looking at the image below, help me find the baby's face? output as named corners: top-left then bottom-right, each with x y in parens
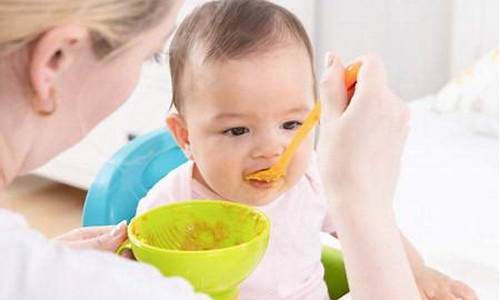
top-left (181, 44), bottom-right (315, 206)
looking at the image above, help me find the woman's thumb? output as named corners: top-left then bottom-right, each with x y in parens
top-left (319, 52), bottom-right (348, 120)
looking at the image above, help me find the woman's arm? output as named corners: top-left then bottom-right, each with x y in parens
top-left (332, 205), bottom-right (419, 299)
top-left (318, 53), bottom-right (419, 300)
top-left (0, 209), bottom-right (211, 300)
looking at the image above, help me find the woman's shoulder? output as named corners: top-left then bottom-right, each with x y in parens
top-left (0, 208), bottom-right (28, 229)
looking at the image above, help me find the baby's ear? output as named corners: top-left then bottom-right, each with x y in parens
top-left (166, 114), bottom-right (192, 159)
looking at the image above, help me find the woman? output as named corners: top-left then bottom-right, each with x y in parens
top-left (0, 0), bottom-right (419, 299)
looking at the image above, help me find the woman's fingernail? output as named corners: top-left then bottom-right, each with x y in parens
top-left (324, 52), bottom-right (331, 67)
top-left (111, 220), bottom-right (127, 237)
top-left (325, 52), bottom-right (335, 67)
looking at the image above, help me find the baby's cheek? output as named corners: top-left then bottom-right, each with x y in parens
top-left (286, 157), bottom-right (308, 185)
top-left (205, 155), bottom-right (239, 183)
top-left (290, 141), bottom-right (314, 178)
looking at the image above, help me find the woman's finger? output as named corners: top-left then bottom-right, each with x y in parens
top-left (65, 227), bottom-right (128, 252)
top-left (356, 53), bottom-right (387, 88)
top-left (319, 52), bottom-right (348, 119)
top-left (434, 288), bottom-right (456, 300)
top-left (55, 221), bottom-right (127, 242)
top-left (450, 280), bottom-right (478, 300)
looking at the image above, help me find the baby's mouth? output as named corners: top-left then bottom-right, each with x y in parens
top-left (245, 166), bottom-right (272, 177)
top-left (248, 179), bottom-right (275, 189)
top-left (245, 170), bottom-right (282, 189)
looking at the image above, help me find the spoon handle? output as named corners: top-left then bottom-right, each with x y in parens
top-left (273, 102), bottom-right (322, 171)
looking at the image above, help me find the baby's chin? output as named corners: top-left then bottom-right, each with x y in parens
top-left (225, 179), bottom-right (289, 207)
top-left (240, 193), bottom-right (279, 206)
top-left (228, 194), bottom-right (278, 207)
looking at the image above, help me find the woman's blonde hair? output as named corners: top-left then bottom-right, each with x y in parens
top-left (0, 0), bottom-right (173, 58)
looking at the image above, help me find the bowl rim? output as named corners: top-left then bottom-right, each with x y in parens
top-left (128, 199), bottom-right (270, 254)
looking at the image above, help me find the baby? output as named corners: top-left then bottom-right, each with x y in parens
top-left (137, 1), bottom-right (476, 299)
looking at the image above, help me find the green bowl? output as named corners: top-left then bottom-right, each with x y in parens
top-left (118, 200), bottom-right (270, 300)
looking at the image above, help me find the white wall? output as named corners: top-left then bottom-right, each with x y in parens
top-left (450, 0), bottom-right (499, 74)
top-left (314, 0), bottom-right (454, 100)
top-left (314, 0), bottom-right (499, 100)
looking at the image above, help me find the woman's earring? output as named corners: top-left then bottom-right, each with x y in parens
top-left (33, 88), bottom-right (58, 116)
top-left (184, 143), bottom-right (194, 160)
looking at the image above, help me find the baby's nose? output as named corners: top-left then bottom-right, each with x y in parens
top-left (251, 132), bottom-right (287, 161)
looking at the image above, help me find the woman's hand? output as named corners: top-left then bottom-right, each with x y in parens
top-left (414, 266), bottom-right (477, 300)
top-left (318, 53), bottom-right (419, 299)
top-left (317, 53), bottom-right (410, 213)
top-left (54, 220), bottom-right (128, 252)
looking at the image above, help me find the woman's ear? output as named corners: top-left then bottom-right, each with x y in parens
top-left (166, 113), bottom-right (193, 159)
top-left (29, 25), bottom-right (88, 114)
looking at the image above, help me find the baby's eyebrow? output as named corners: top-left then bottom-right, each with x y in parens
top-left (213, 106), bottom-right (312, 120)
top-left (213, 112), bottom-right (246, 120)
top-left (285, 106), bottom-right (311, 115)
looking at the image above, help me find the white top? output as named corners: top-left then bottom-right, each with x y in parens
top-left (0, 209), bottom-right (211, 300)
top-left (137, 158), bottom-right (336, 300)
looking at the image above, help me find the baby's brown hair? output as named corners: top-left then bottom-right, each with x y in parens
top-left (169, 0), bottom-right (316, 112)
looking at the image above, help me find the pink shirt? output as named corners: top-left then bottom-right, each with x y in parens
top-left (137, 158), bottom-right (335, 300)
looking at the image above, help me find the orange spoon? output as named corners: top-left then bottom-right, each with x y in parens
top-left (246, 63), bottom-right (361, 183)
top-left (245, 102), bottom-right (322, 183)
top-left (345, 61), bottom-right (361, 91)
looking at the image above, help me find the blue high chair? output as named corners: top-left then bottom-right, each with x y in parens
top-left (82, 128), bottom-right (349, 300)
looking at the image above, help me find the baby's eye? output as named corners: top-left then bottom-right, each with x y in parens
top-left (223, 127), bottom-right (250, 136)
top-left (281, 121), bottom-right (302, 130)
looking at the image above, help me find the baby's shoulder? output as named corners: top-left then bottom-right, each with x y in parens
top-left (280, 164), bottom-right (326, 209)
top-left (136, 161), bottom-right (193, 215)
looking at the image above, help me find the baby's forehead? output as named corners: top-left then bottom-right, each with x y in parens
top-left (182, 42), bottom-right (314, 87)
top-left (185, 97), bottom-right (314, 125)
top-left (177, 42), bottom-right (316, 114)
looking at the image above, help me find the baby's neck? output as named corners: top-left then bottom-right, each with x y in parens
top-left (191, 162), bottom-right (222, 198)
